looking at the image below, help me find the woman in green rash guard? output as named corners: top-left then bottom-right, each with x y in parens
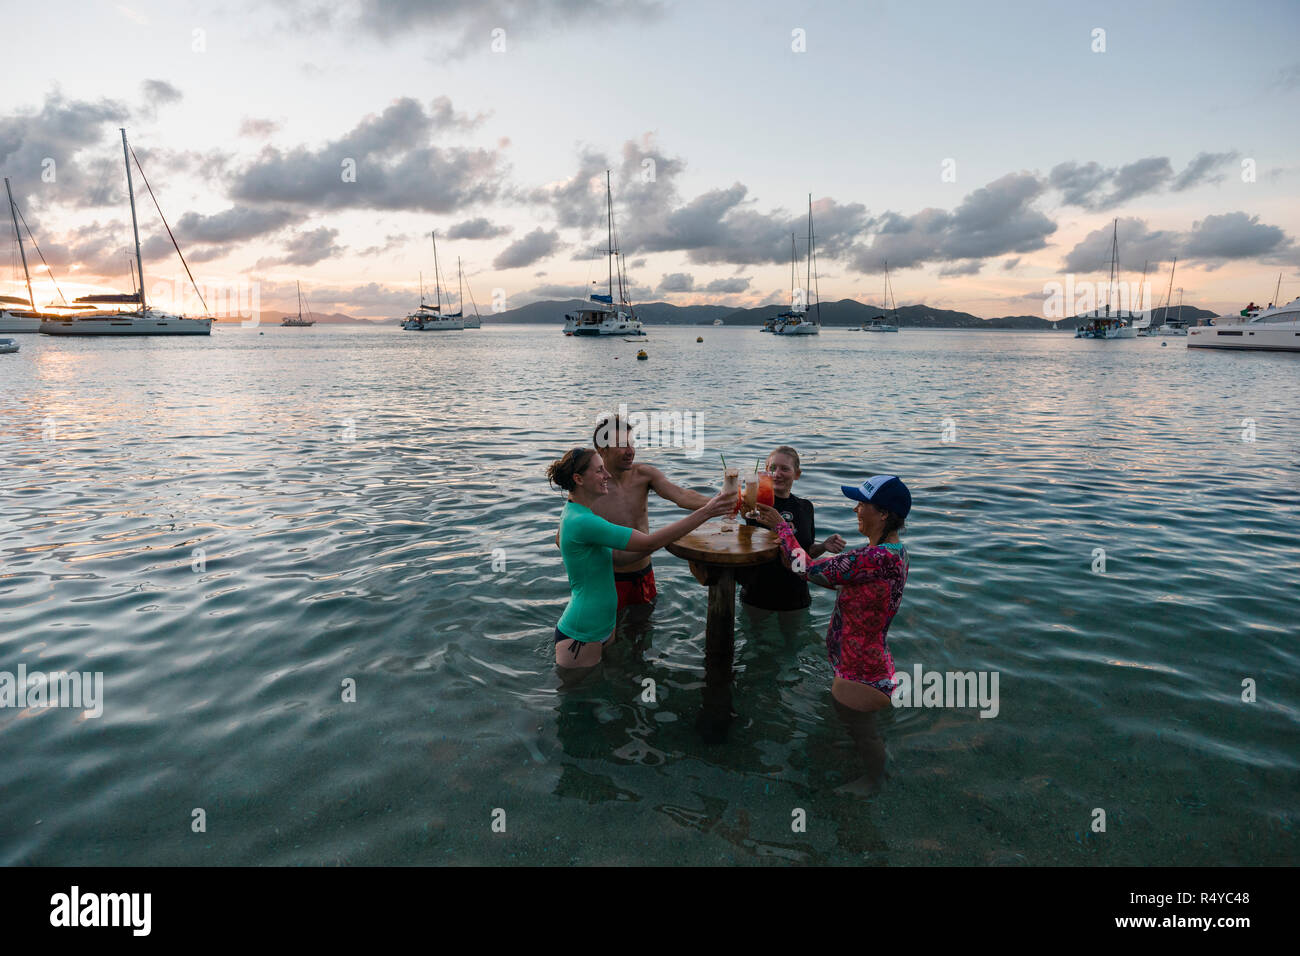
top-left (547, 448), bottom-right (732, 669)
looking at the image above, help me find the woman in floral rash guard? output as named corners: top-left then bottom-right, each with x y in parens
top-left (752, 475), bottom-right (912, 794)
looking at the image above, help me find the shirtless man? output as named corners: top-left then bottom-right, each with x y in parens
top-left (590, 414), bottom-right (712, 617)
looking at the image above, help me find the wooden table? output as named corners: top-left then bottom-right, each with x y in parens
top-left (666, 521), bottom-right (780, 741)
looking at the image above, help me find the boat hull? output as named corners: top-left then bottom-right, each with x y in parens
top-left (1187, 325), bottom-right (1300, 351)
top-left (0, 312), bottom-right (44, 333)
top-left (39, 316), bottom-right (212, 336)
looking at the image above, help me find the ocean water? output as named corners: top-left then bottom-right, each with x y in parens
top-left (1, 324), bottom-right (1296, 866)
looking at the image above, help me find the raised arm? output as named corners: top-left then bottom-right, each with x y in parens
top-left (644, 464), bottom-right (712, 510)
top-left (773, 522), bottom-right (899, 589)
top-left (624, 490), bottom-right (733, 553)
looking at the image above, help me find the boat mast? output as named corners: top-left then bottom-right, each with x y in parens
top-left (1163, 257), bottom-right (1177, 322)
top-left (121, 129), bottom-right (146, 312)
top-left (458, 257), bottom-right (463, 313)
top-left (606, 170), bottom-right (614, 303)
top-left (297, 280), bottom-right (303, 320)
top-left (1106, 218), bottom-right (1118, 318)
top-left (805, 195), bottom-right (812, 315)
top-left (790, 233), bottom-right (796, 310)
top-left (1273, 272), bottom-right (1282, 308)
top-left (432, 231), bottom-right (441, 311)
top-left (4, 178), bottom-right (36, 309)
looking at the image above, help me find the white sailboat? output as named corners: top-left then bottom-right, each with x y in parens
top-left (1075, 219), bottom-right (1139, 339)
top-left (1, 177), bottom-right (90, 332)
top-left (40, 129), bottom-right (212, 336)
top-left (281, 282), bottom-right (316, 326)
top-left (772, 196), bottom-right (822, 336)
top-left (563, 171), bottom-right (644, 336)
top-left (402, 232), bottom-right (464, 331)
top-left (859, 261), bottom-right (901, 332)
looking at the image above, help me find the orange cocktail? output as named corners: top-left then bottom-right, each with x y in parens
top-left (757, 472), bottom-right (774, 507)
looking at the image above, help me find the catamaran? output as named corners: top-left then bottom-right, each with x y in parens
top-left (39, 130), bottom-right (212, 336)
top-left (563, 171), bottom-right (644, 336)
top-left (1075, 219), bottom-right (1143, 339)
top-left (402, 232), bottom-right (464, 331)
top-left (282, 282), bottom-right (316, 326)
top-left (773, 196), bottom-right (822, 336)
top-left (1187, 288), bottom-right (1300, 352)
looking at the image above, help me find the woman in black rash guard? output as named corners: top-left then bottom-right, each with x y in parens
top-left (739, 446), bottom-right (845, 637)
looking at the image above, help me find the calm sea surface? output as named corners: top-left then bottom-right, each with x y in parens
top-left (1, 324), bottom-right (1297, 865)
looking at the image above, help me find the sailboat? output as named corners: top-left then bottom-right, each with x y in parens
top-left (40, 130), bottom-right (212, 336)
top-left (1074, 219), bottom-right (1138, 339)
top-left (282, 282), bottom-right (316, 326)
top-left (562, 171), bottom-right (644, 336)
top-left (773, 196), bottom-right (822, 336)
top-left (1, 177), bottom-right (91, 332)
top-left (401, 232), bottom-right (464, 330)
top-left (860, 261), bottom-right (901, 331)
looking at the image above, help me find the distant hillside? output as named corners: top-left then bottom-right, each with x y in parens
top-left (215, 310), bottom-right (369, 325)
top-left (481, 299), bottom-right (734, 325)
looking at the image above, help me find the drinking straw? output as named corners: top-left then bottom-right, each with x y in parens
top-left (720, 453), bottom-right (727, 469)
top-left (755, 458), bottom-right (761, 473)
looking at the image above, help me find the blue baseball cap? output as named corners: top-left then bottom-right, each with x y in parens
top-left (841, 475), bottom-right (911, 519)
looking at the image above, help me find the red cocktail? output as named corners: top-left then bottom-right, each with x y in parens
top-left (757, 471), bottom-right (774, 507)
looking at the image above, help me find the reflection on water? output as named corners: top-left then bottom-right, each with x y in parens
top-left (1, 326), bottom-right (1297, 865)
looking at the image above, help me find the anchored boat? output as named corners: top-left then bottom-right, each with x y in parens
top-left (1187, 295), bottom-right (1300, 352)
top-left (1075, 219), bottom-right (1142, 339)
top-left (40, 129), bottom-right (212, 336)
top-left (563, 171), bottom-right (644, 337)
top-left (772, 195), bottom-right (821, 336)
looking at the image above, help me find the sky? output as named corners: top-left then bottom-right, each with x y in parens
top-left (2, 0), bottom-right (1298, 319)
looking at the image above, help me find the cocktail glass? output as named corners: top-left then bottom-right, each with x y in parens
top-left (721, 467), bottom-right (739, 531)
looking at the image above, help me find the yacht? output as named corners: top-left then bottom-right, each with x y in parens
top-left (562, 171), bottom-right (644, 337)
top-left (281, 282), bottom-right (316, 326)
top-left (402, 232), bottom-right (465, 331)
top-left (862, 316), bottom-right (899, 332)
top-left (2, 178), bottom-right (92, 332)
top-left (1187, 297), bottom-right (1300, 352)
top-left (0, 337), bottom-right (18, 353)
top-left (39, 130), bottom-right (212, 336)
top-left (1075, 219), bottom-right (1141, 339)
top-left (773, 195), bottom-right (822, 336)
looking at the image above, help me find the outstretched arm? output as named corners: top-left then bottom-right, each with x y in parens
top-left (624, 491), bottom-right (733, 553)
top-left (644, 465), bottom-right (712, 510)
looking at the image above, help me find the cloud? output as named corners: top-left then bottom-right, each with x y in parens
top-left (493, 227), bottom-right (560, 269)
top-left (255, 227), bottom-right (343, 267)
top-left (1002, 257), bottom-right (1021, 271)
top-left (446, 216), bottom-right (510, 240)
top-left (1171, 151), bottom-right (1240, 191)
top-left (1060, 213), bottom-right (1292, 272)
top-left (141, 79), bottom-right (182, 107)
top-left (239, 117), bottom-right (282, 138)
top-left (849, 172), bottom-right (1055, 272)
top-left (175, 206), bottom-right (301, 243)
top-left (527, 283), bottom-right (592, 300)
top-left (1050, 157), bottom-right (1174, 211)
top-left (1273, 62), bottom-right (1300, 92)
top-left (939, 260), bottom-right (982, 277)
top-left (703, 276), bottom-right (750, 293)
top-left (657, 272), bottom-right (694, 292)
top-left (347, 0), bottom-right (664, 55)
top-left (229, 97), bottom-right (507, 213)
top-left (0, 91), bottom-right (131, 211)
top-left (1183, 212), bottom-right (1291, 264)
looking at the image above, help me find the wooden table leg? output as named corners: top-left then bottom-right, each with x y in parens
top-left (697, 566), bottom-right (736, 742)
